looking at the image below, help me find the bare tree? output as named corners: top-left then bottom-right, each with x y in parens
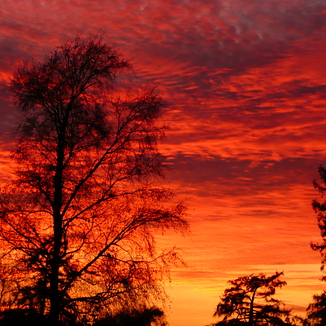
top-left (0, 35), bottom-right (188, 325)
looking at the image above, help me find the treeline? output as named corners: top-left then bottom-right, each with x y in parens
top-left (0, 306), bottom-right (166, 326)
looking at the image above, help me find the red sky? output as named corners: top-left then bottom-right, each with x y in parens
top-left (1, 1), bottom-right (326, 325)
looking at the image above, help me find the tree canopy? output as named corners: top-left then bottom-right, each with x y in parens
top-left (212, 272), bottom-right (297, 326)
top-left (0, 35), bottom-right (188, 325)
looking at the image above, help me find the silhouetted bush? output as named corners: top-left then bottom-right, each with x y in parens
top-left (93, 307), bottom-right (166, 326)
top-left (0, 308), bottom-right (46, 326)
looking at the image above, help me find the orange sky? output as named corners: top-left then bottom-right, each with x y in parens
top-left (1, 1), bottom-right (326, 325)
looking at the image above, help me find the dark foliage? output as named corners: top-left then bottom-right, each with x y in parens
top-left (307, 291), bottom-right (326, 326)
top-left (212, 272), bottom-right (296, 326)
top-left (94, 306), bottom-right (166, 326)
top-left (311, 165), bottom-right (326, 275)
top-left (0, 308), bottom-right (46, 326)
top-left (311, 165), bottom-right (326, 271)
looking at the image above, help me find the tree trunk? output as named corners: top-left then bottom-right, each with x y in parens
top-left (49, 134), bottom-right (65, 326)
top-left (248, 289), bottom-right (257, 326)
top-left (49, 216), bottom-right (62, 326)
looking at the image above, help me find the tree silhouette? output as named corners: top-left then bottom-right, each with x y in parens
top-left (311, 165), bottom-right (326, 271)
top-left (307, 291), bottom-right (326, 326)
top-left (212, 272), bottom-right (296, 326)
top-left (307, 165), bottom-right (326, 326)
top-left (0, 35), bottom-right (188, 325)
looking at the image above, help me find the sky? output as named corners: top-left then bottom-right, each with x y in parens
top-left (1, 0), bottom-right (326, 325)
